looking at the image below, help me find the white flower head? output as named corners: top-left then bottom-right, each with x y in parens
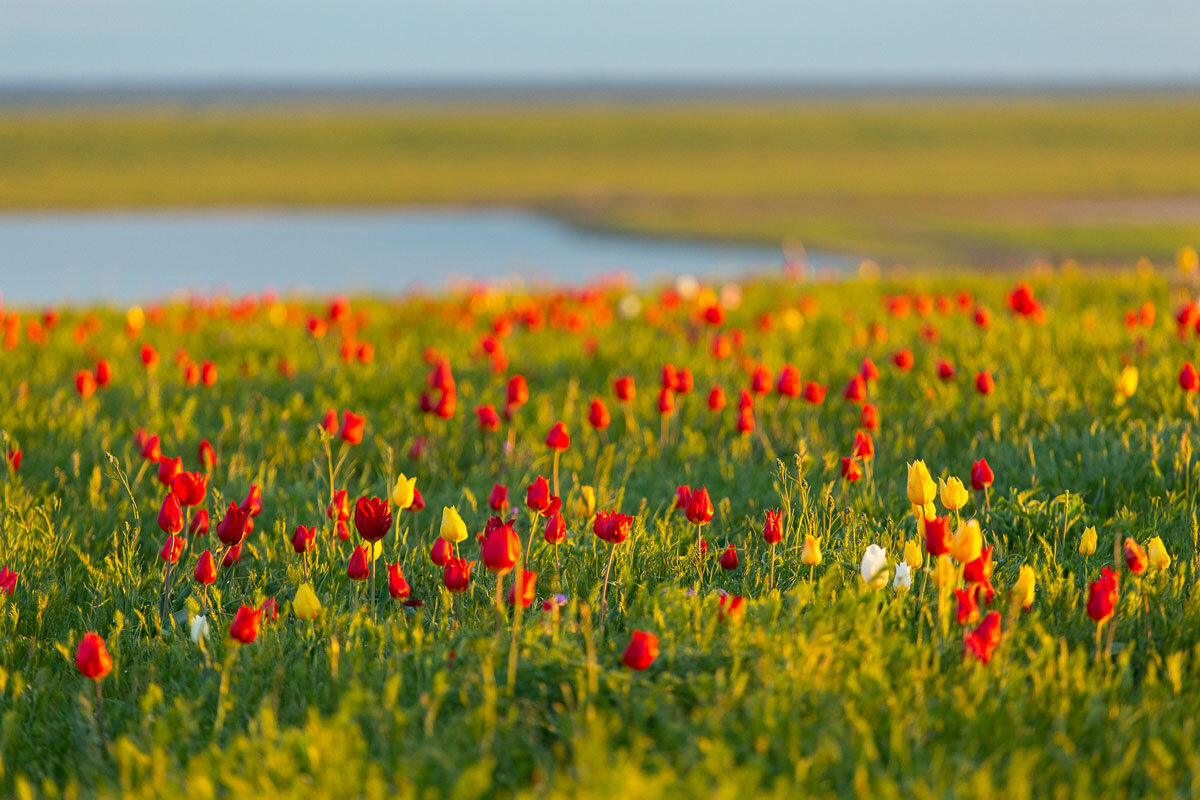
top-left (190, 614), bottom-right (210, 645)
top-left (860, 544), bottom-right (889, 590)
top-left (893, 561), bottom-right (912, 593)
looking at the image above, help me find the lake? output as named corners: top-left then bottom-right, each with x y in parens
top-left (0, 209), bottom-right (852, 306)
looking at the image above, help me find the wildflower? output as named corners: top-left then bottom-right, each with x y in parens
top-left (430, 538), bottom-right (453, 567)
top-left (963, 545), bottom-right (994, 585)
top-left (1079, 526), bottom-right (1098, 556)
top-left (197, 440), bottom-right (216, 471)
top-left (387, 563), bottom-right (411, 599)
top-left (860, 403), bottom-right (879, 429)
top-left (171, 471), bottom-right (208, 507)
top-left (293, 584), bottom-right (322, 620)
top-left (291, 525), bottom-right (316, 554)
top-left (481, 521), bottom-right (522, 574)
top-left (75, 369), bottom-right (97, 399)
top-left (685, 486), bottom-right (714, 526)
top-left (75, 633), bottom-right (112, 680)
top-left (1116, 365), bottom-right (1138, 398)
top-left (1123, 537), bottom-right (1148, 574)
top-left (346, 545), bottom-right (370, 581)
top-left (193, 550), bottom-right (217, 585)
top-left (707, 385), bottom-right (726, 411)
top-left (956, 587), bottom-right (980, 625)
top-left (776, 365), bottom-right (801, 398)
top-left (892, 349), bottom-right (914, 371)
top-left (229, 605), bottom-right (263, 644)
top-left (545, 421), bottom-right (570, 451)
top-left (951, 520), bottom-right (983, 564)
top-left (1180, 362), bottom-right (1199, 392)
top-left (718, 594), bottom-right (746, 624)
top-left (907, 461), bottom-right (937, 508)
top-left (242, 485), bottom-right (262, 517)
top-left (622, 630), bottom-right (659, 670)
top-left (526, 476), bottom-right (551, 512)
top-left (903, 539), bottom-right (923, 569)
top-left (190, 615), bottom-right (210, 644)
top-left (588, 399), bottom-right (611, 430)
top-left (719, 544), bottom-right (739, 570)
top-left (963, 612), bottom-right (1002, 664)
top-left (841, 457), bottom-right (863, 482)
top-left (0, 567), bottom-right (18, 595)
top-left (893, 561), bottom-right (912, 592)
top-left (488, 483), bottom-right (509, 512)
top-left (975, 371), bottom-right (995, 395)
top-left (158, 493), bottom-right (184, 534)
top-left (215, 502), bottom-right (250, 547)
top-left (544, 512), bottom-right (566, 544)
top-left (339, 411), bottom-right (365, 444)
top-left (1086, 567), bottom-right (1119, 623)
top-left (852, 430), bottom-right (874, 460)
top-left (1147, 536), bottom-right (1170, 570)
top-left (475, 405), bottom-right (501, 431)
top-left (933, 554), bottom-right (957, 588)
top-left (594, 511), bottom-right (633, 544)
top-left (970, 458), bottom-right (994, 491)
top-left (354, 497), bottom-right (393, 542)
top-left (802, 382), bottom-right (826, 404)
top-left (443, 556), bottom-right (474, 593)
top-left (939, 477), bottom-right (969, 511)
top-left (613, 375), bottom-right (635, 402)
top-left (801, 535), bottom-right (822, 565)
top-left (157, 456), bottom-right (182, 487)
top-left (439, 506), bottom-right (468, 543)
top-left (507, 571), bottom-right (537, 608)
top-left (763, 509), bottom-right (783, 544)
top-left (1012, 565), bottom-right (1036, 610)
top-left (860, 544), bottom-right (889, 589)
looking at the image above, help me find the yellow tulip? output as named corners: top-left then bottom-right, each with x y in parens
top-left (125, 305), bottom-right (146, 333)
top-left (903, 539), bottom-right (923, 569)
top-left (440, 506), bottom-right (467, 543)
top-left (1079, 526), bottom-right (1097, 556)
top-left (293, 583), bottom-right (322, 621)
top-left (950, 519), bottom-right (983, 564)
top-left (801, 535), bottom-right (822, 566)
top-left (907, 461), bottom-right (937, 507)
top-left (1012, 565), bottom-right (1035, 610)
top-left (1116, 365), bottom-right (1138, 398)
top-left (933, 555), bottom-right (957, 589)
top-left (939, 477), bottom-right (969, 511)
top-left (1177, 245), bottom-right (1198, 274)
top-left (580, 485), bottom-right (596, 517)
top-left (1147, 536), bottom-right (1171, 570)
top-left (391, 473), bottom-right (417, 510)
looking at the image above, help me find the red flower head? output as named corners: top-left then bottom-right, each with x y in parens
top-left (189, 508), bottom-right (210, 536)
top-left (674, 367), bottom-right (694, 394)
top-left (75, 369), bottom-right (97, 399)
top-left (622, 630), bottom-right (659, 670)
top-left (171, 471), bottom-right (208, 507)
top-left (409, 487), bottom-right (425, 512)
top-left (475, 404), bottom-right (501, 432)
top-left (1087, 567), bottom-right (1119, 623)
top-left (443, 556), bottom-right (474, 592)
top-left (661, 363), bottom-right (678, 390)
top-left (387, 562), bottom-right (411, 599)
top-left (429, 358), bottom-right (455, 392)
top-left (215, 502), bottom-right (250, 547)
top-left (975, 371), bottom-right (995, 395)
top-left (328, 489), bottom-right (351, 522)
top-left (75, 633), bottom-right (112, 680)
top-left (763, 509), bottom-right (783, 544)
top-left (159, 534), bottom-right (186, 564)
top-left (707, 385), bottom-right (726, 411)
top-left (1007, 283), bottom-right (1043, 319)
top-left (673, 485), bottom-right (692, 511)
top-left (852, 430), bottom-right (874, 461)
top-left (937, 360), bottom-right (956, 381)
top-left (95, 359), bottom-right (112, 387)
top-left (776, 365), bottom-right (802, 398)
top-left (545, 421), bottom-right (570, 451)
top-left (200, 360), bottom-right (217, 386)
top-left (0, 567), bottom-right (19, 595)
top-left (291, 525), bottom-right (316, 554)
top-left (719, 594), bottom-right (746, 624)
top-left (841, 457), bottom-right (863, 482)
top-left (260, 596), bottom-right (278, 622)
top-left (430, 537), bottom-right (453, 567)
top-left (347, 544), bottom-right (371, 581)
top-left (594, 511), bottom-right (633, 544)
top-left (197, 439), bottom-right (216, 472)
top-left (481, 520), bottom-right (522, 574)
top-left (964, 545), bottom-right (994, 584)
top-left (685, 486), bottom-right (714, 526)
top-left (860, 358), bottom-right (881, 382)
top-left (750, 365), bottom-right (773, 396)
top-left (963, 611), bottom-right (1002, 664)
top-left (339, 411), bottom-right (365, 445)
top-left (802, 381), bottom-right (826, 404)
top-left (588, 399), bottom-right (611, 430)
top-left (158, 492), bottom-right (184, 534)
top-left (955, 587), bottom-right (980, 626)
top-left (657, 387), bottom-right (675, 415)
top-left (892, 349), bottom-right (914, 371)
top-left (488, 483), bottom-right (509, 512)
top-left (241, 485), bottom-right (262, 517)
top-left (613, 375), bottom-right (636, 403)
top-left (140, 343), bottom-right (159, 370)
top-left (229, 605), bottom-right (263, 644)
top-left (719, 544), bottom-right (739, 570)
top-left (157, 456), bottom-right (183, 487)
top-left (434, 390), bottom-right (456, 419)
top-left (6, 448), bottom-right (21, 472)
top-left (321, 409), bottom-right (339, 434)
top-left (1123, 537), bottom-right (1148, 575)
top-left (736, 405), bottom-right (756, 434)
top-left (507, 570), bottom-right (538, 608)
top-left (354, 496), bottom-right (393, 542)
top-left (860, 403), bottom-right (879, 430)
top-left (193, 549), bottom-right (217, 585)
top-left (523, 475), bottom-right (552, 512)
top-left (506, 374), bottom-right (529, 408)
top-left (843, 374), bottom-right (867, 404)
top-left (970, 458), bottom-right (994, 491)
top-left (1181, 362), bottom-right (1200, 392)
top-left (924, 515), bottom-right (952, 556)
top-left (544, 512), bottom-right (566, 544)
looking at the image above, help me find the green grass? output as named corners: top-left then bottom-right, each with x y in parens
top-left (2, 267), bottom-right (1200, 797)
top-left (3, 96), bottom-right (1200, 261)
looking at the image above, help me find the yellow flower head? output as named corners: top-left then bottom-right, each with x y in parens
top-left (933, 555), bottom-right (957, 589)
top-left (801, 535), bottom-right (822, 566)
top-left (1147, 536), bottom-right (1171, 570)
top-left (439, 506), bottom-right (467, 543)
top-left (1079, 526), bottom-right (1098, 556)
top-left (939, 477), bottom-right (969, 512)
top-left (1116, 365), bottom-right (1138, 399)
top-left (903, 539), bottom-right (923, 570)
top-left (950, 519), bottom-right (983, 564)
top-left (1012, 565), bottom-right (1036, 610)
top-left (907, 461), bottom-right (937, 507)
top-left (580, 485), bottom-right (596, 517)
top-left (1177, 245), bottom-right (1198, 274)
top-left (126, 305), bottom-right (146, 334)
top-left (293, 583), bottom-right (322, 621)
top-left (391, 473), bottom-right (417, 510)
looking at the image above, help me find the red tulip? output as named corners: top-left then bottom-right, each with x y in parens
top-left (6, 448), bottom-right (20, 472)
top-left (140, 343), bottom-right (159, 370)
top-left (955, 587), bottom-right (980, 625)
top-left (937, 360), bottom-right (956, 381)
top-left (75, 633), bottom-right (112, 680)
top-left (1087, 567), bottom-right (1119, 623)
top-left (750, 365), bottom-right (772, 395)
top-left (718, 594), bottom-right (746, 624)
top-left (221, 543), bottom-right (242, 569)
top-left (658, 387), bottom-right (675, 415)
top-left (970, 458), bottom-right (994, 491)
top-left (75, 369), bottom-right (97, 399)
top-left (197, 439), bottom-right (216, 471)
top-left (354, 497), bottom-right (393, 542)
top-left (507, 570), bottom-right (537, 608)
top-left (481, 521), bottom-right (522, 574)
top-left (545, 421), bottom-right (570, 451)
top-left (387, 562), bottom-right (411, 599)
top-left (594, 511), bottom-right (633, 544)
top-left (159, 535), bottom-right (186, 564)
top-left (674, 367), bottom-right (694, 394)
top-left (526, 476), bottom-right (551, 512)
top-left (229, 605), bottom-right (263, 644)
top-left (428, 358), bottom-right (455, 392)
top-left (431, 537), bottom-right (453, 566)
top-left (95, 359), bottom-right (112, 387)
top-left (613, 375), bottom-right (635, 403)
top-left (347, 544), bottom-right (371, 580)
top-left (476, 404), bottom-right (501, 432)
top-left (443, 556), bottom-right (474, 592)
top-left (963, 611), bottom-right (1002, 664)
top-left (241, 485), bottom-right (262, 517)
top-left (892, 349), bottom-right (914, 371)
top-left (1180, 362), bottom-right (1199, 392)
top-left (852, 430), bottom-right (874, 461)
top-left (544, 512), bottom-right (566, 544)
top-left (158, 493), bottom-right (184, 534)
top-left (841, 457), bottom-right (862, 482)
top-left (488, 483), bottom-right (509, 512)
top-left (291, 525), bottom-right (316, 554)
top-left (736, 405), bottom-right (755, 434)
top-left (719, 544), bottom-right (739, 570)
top-left (622, 630), bottom-right (659, 670)
top-left (189, 508), bottom-right (209, 536)
top-left (339, 411), bottom-right (365, 444)
top-left (182, 362), bottom-right (199, 387)
top-left (200, 360), bottom-right (217, 386)
top-left (141, 435), bottom-right (162, 463)
top-left (171, 471), bottom-right (208, 507)
top-left (1123, 537), bottom-right (1148, 574)
top-left (860, 358), bottom-right (880, 382)
top-left (321, 409), bottom-right (339, 434)
top-left (409, 488), bottom-right (425, 511)
top-left (506, 374), bottom-right (529, 408)
top-left (0, 566), bottom-right (20, 595)
top-left (661, 363), bottom-right (678, 390)
top-left (802, 382), bottom-right (826, 404)
top-left (763, 509), bottom-right (782, 544)
top-left (215, 502), bottom-right (249, 546)
top-left (843, 374), bottom-right (866, 403)
top-left (860, 403), bottom-right (879, 430)
top-left (1007, 283), bottom-right (1043, 319)
top-left (685, 486), bottom-right (714, 526)
top-left (157, 456), bottom-right (182, 487)
top-left (707, 385), bottom-right (726, 411)
top-left (193, 550), bottom-right (217, 585)
top-left (975, 371), bottom-right (995, 395)
top-left (964, 545), bottom-right (994, 584)
top-left (588, 399), bottom-right (611, 430)
top-left (674, 485), bottom-right (692, 510)
top-left (776, 365), bottom-right (801, 398)
top-left (924, 515), bottom-right (952, 556)
top-left (327, 489), bottom-right (351, 522)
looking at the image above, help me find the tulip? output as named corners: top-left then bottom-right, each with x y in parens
top-left (507, 570), bottom-right (537, 608)
top-left (707, 385), bottom-right (726, 411)
top-left (475, 404), bottom-right (501, 432)
top-left (937, 359), bottom-right (956, 381)
top-left (195, 440), bottom-right (216, 472)
top-left (903, 539), bottom-right (923, 569)
top-left (588, 398), bottom-right (611, 430)
top-left (409, 488), bottom-right (426, 511)
top-left (354, 497), bottom-right (393, 542)
top-left (951, 520), bottom-right (983, 564)
top-left (841, 457), bottom-right (862, 482)
top-left (75, 633), bottom-right (112, 680)
top-left (751, 365), bottom-right (772, 395)
top-left (1086, 567), bottom-right (1119, 624)
top-left (193, 550), bottom-right (217, 585)
top-left (157, 456), bottom-right (183, 487)
top-left (1079, 525), bottom-right (1098, 556)
top-left (776, 365), bottom-right (801, 398)
top-left (852, 430), bottom-right (874, 461)
top-left (1122, 537), bottom-right (1148, 574)
top-left (622, 630), bottom-right (659, 670)
top-left (963, 545), bottom-right (994, 585)
top-left (443, 556), bottom-right (474, 593)
top-left (481, 521), bottom-right (522, 574)
top-left (801, 535), bottom-right (822, 566)
top-left (229, 605), bottom-right (263, 644)
top-left (6, 448), bottom-right (20, 472)
top-left (140, 343), bottom-right (159, 369)
top-left (293, 584), bottom-right (322, 620)
top-left (892, 349), bottom-right (913, 371)
top-left (907, 461), bottom-right (937, 509)
top-left (215, 502), bottom-right (250, 547)
top-left (974, 371), bottom-right (995, 395)
top-left (970, 458), bottom-right (994, 491)
top-left (718, 594), bottom-right (746, 624)
top-left (1012, 565), bottom-right (1036, 610)
top-left (843, 374), bottom-right (866, 403)
top-left (387, 562), bottom-right (411, 599)
top-left (320, 409), bottom-right (339, 434)
top-left (95, 359), bottom-right (112, 386)
top-left (339, 410), bottom-right (365, 445)
top-left (860, 544), bottom-right (889, 589)
top-left (939, 477), bottom-right (969, 511)
top-left (1116, 365), bottom-right (1138, 398)
top-left (860, 403), bottom-right (879, 430)
top-left (488, 483), bottom-right (509, 512)
top-left (222, 543), bottom-right (243, 569)
top-left (190, 615), bottom-right (210, 644)
top-left (719, 544), bottom-right (739, 571)
top-left (955, 587), bottom-right (980, 625)
top-left (391, 473), bottom-right (417, 510)
top-left (933, 554), bottom-right (957, 588)
top-left (544, 512), bottom-right (566, 544)
top-left (171, 471), bottom-right (208, 507)
top-left (893, 562), bottom-right (912, 593)
top-left (860, 357), bottom-right (880, 382)
top-left (580, 485), bottom-right (596, 517)
top-left (593, 511), bottom-right (633, 544)
top-left (291, 525), bottom-right (316, 554)
top-left (431, 537), bottom-right (453, 566)
top-left (613, 375), bottom-right (635, 402)
top-left (963, 612), bottom-right (1002, 664)
top-left (685, 486), bottom-right (714, 526)
top-left (763, 509), bottom-right (783, 544)
top-left (545, 421), bottom-right (570, 451)
top-left (1147, 536), bottom-right (1170, 570)
top-left (75, 369), bottom-right (97, 399)
top-left (674, 485), bottom-right (692, 510)
top-left (157, 492), bottom-right (184, 534)
top-left (526, 475), bottom-right (551, 513)
top-left (736, 405), bottom-right (756, 434)
top-left (0, 567), bottom-right (18, 595)
top-left (924, 515), bottom-right (952, 556)
top-left (658, 387), bottom-right (675, 415)
top-left (439, 506), bottom-right (468, 543)
top-left (159, 535), bottom-right (186, 564)
top-left (507, 374), bottom-right (529, 408)
top-left (1180, 362), bottom-right (1199, 392)
top-left (347, 545), bottom-right (370, 581)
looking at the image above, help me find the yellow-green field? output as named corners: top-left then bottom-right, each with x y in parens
top-left (3, 95), bottom-right (1200, 262)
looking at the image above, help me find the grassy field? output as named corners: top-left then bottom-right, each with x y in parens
top-left (2, 265), bottom-right (1200, 796)
top-left (3, 95), bottom-right (1200, 262)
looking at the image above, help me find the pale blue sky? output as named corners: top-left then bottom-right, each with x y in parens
top-left (1, 0), bottom-right (1198, 85)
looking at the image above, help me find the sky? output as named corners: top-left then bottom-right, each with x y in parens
top-left (1, 0), bottom-right (1198, 87)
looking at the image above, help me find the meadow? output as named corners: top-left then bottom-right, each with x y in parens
top-left (2, 261), bottom-right (1200, 797)
top-left (3, 95), bottom-right (1200, 262)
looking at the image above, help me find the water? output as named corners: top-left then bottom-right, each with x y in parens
top-left (0, 208), bottom-right (851, 305)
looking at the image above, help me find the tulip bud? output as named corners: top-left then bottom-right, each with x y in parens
top-left (903, 539), bottom-right (923, 569)
top-left (622, 630), bottom-right (659, 671)
top-left (951, 520), bottom-right (983, 564)
top-left (391, 473), bottom-right (417, 510)
top-left (293, 583), bottom-right (322, 621)
top-left (190, 615), bottom-right (210, 644)
top-left (1122, 537), bottom-right (1148, 574)
top-left (75, 632), bottom-right (112, 681)
top-left (800, 535), bottom-right (822, 566)
top-left (763, 509), bottom-right (783, 545)
top-left (933, 554), bottom-right (957, 589)
top-left (719, 544), bottom-right (739, 571)
top-left (439, 506), bottom-right (468, 543)
top-left (1079, 525), bottom-right (1098, 556)
top-left (1012, 565), bottom-right (1035, 610)
top-left (1146, 536), bottom-right (1170, 570)
top-left (893, 562), bottom-right (912, 593)
top-left (387, 563), bottom-right (411, 600)
top-left (860, 544), bottom-right (888, 590)
top-left (229, 605), bottom-right (263, 644)
top-left (907, 461), bottom-right (936, 507)
top-left (1115, 365), bottom-right (1138, 398)
top-left (939, 477), bottom-right (969, 511)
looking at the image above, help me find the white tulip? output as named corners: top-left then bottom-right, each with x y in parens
top-left (190, 614), bottom-right (210, 644)
top-left (860, 544), bottom-right (889, 590)
top-left (893, 561), bottom-right (912, 593)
